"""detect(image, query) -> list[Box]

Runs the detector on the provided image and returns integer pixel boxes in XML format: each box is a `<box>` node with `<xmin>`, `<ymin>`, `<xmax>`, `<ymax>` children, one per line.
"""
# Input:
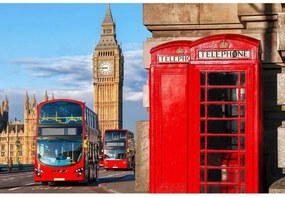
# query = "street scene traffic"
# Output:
<box><xmin>2</xmin><ymin>2</ymin><xmax>285</xmax><ymax>194</ymax></box>
<box><xmin>0</xmin><ymin>168</ymin><xmax>134</xmax><ymax>193</ymax></box>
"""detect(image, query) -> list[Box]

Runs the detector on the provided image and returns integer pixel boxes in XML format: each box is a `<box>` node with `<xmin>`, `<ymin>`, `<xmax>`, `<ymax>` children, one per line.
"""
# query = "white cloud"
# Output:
<box><xmin>51</xmin><ymin>88</ymin><xmax>94</xmax><ymax>108</ymax></box>
<box><xmin>123</xmin><ymin>45</ymin><xmax>148</xmax><ymax>101</ymax></box>
<box><xmin>0</xmin><ymin>89</ymin><xmax>26</xmax><ymax>106</ymax></box>
<box><xmin>124</xmin><ymin>48</ymin><xmax>147</xmax><ymax>84</ymax></box>
<box><xmin>7</xmin><ymin>43</ymin><xmax>148</xmax><ymax>103</ymax></box>
<box><xmin>8</xmin><ymin>55</ymin><xmax>93</xmax><ymax>88</ymax></box>
<box><xmin>3</xmin><ymin>42</ymin><xmax>148</xmax><ymax>123</ymax></box>
<box><xmin>123</xmin><ymin>87</ymin><xmax>143</xmax><ymax>101</ymax></box>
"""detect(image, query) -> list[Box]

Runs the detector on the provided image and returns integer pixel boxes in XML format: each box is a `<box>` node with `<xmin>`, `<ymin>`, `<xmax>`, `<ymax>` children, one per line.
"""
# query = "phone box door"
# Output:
<box><xmin>149</xmin><ymin>41</ymin><xmax>192</xmax><ymax>193</ymax></box>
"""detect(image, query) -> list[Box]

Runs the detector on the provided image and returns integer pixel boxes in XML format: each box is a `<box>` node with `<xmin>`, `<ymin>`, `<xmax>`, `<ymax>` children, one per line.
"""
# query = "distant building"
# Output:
<box><xmin>0</xmin><ymin>91</ymin><xmax>52</xmax><ymax>165</ymax></box>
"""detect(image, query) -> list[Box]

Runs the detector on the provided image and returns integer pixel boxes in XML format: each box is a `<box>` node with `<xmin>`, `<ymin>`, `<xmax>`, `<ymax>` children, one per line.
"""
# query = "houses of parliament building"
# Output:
<box><xmin>0</xmin><ymin>92</ymin><xmax>52</xmax><ymax>164</ymax></box>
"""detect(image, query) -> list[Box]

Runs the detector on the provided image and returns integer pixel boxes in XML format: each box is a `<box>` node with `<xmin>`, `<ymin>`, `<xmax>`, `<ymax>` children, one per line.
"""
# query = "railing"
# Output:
<box><xmin>0</xmin><ymin>164</ymin><xmax>34</xmax><ymax>173</ymax></box>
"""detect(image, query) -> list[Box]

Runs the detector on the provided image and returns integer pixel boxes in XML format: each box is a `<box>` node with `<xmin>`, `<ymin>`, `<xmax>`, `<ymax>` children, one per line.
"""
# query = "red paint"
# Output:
<box><xmin>104</xmin><ymin>159</ymin><xmax>128</xmax><ymax>169</ymax></box>
<box><xmin>149</xmin><ymin>34</ymin><xmax>262</xmax><ymax>193</ymax></box>
<box><xmin>103</xmin><ymin>129</ymin><xmax>135</xmax><ymax>170</ymax></box>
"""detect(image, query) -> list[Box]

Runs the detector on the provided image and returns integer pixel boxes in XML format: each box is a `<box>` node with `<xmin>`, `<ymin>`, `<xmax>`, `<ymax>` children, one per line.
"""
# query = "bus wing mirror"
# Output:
<box><xmin>83</xmin><ymin>140</ymin><xmax>88</xmax><ymax>148</ymax></box>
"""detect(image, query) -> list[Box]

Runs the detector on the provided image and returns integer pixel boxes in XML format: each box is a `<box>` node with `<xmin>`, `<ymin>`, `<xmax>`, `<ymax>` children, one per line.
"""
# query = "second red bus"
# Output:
<box><xmin>103</xmin><ymin>129</ymin><xmax>135</xmax><ymax>170</ymax></box>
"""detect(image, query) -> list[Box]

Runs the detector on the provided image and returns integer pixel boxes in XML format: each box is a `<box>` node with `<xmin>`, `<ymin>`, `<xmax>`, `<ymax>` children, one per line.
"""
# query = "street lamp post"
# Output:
<box><xmin>15</xmin><ymin>136</ymin><xmax>21</xmax><ymax>168</ymax></box>
<box><xmin>7</xmin><ymin>125</ymin><xmax>9</xmax><ymax>165</ymax></box>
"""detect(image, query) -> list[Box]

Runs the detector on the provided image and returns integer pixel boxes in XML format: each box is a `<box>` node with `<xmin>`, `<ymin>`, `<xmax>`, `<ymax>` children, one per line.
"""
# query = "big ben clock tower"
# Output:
<box><xmin>93</xmin><ymin>4</ymin><xmax>124</xmax><ymax>135</ymax></box>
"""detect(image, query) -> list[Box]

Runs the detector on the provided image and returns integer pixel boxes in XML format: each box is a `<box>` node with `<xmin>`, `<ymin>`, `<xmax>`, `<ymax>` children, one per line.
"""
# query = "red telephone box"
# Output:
<box><xmin>149</xmin><ymin>34</ymin><xmax>262</xmax><ymax>193</ymax></box>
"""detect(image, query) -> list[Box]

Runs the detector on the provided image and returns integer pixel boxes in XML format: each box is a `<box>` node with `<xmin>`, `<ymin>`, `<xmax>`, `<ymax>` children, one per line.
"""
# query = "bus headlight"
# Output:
<box><xmin>35</xmin><ymin>168</ymin><xmax>44</xmax><ymax>177</ymax></box>
<box><xmin>74</xmin><ymin>168</ymin><xmax>84</xmax><ymax>176</ymax></box>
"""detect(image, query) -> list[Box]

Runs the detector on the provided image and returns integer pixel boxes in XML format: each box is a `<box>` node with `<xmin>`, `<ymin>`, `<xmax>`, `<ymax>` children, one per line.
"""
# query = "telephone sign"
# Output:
<box><xmin>158</xmin><ymin>55</ymin><xmax>190</xmax><ymax>63</ymax></box>
<box><xmin>149</xmin><ymin>34</ymin><xmax>262</xmax><ymax>193</ymax></box>
<box><xmin>197</xmin><ymin>50</ymin><xmax>251</xmax><ymax>59</ymax></box>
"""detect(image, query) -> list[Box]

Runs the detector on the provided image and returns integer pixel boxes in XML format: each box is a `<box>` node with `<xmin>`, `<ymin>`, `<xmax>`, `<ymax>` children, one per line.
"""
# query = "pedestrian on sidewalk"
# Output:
<box><xmin>8</xmin><ymin>157</ymin><xmax>13</xmax><ymax>173</ymax></box>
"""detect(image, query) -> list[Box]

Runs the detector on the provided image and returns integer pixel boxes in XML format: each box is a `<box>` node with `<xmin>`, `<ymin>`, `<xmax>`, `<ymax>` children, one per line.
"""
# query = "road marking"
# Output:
<box><xmin>3</xmin><ymin>177</ymin><xmax>14</xmax><ymax>181</ymax></box>
<box><xmin>8</xmin><ymin>187</ymin><xmax>22</xmax><ymax>191</ymax></box>
<box><xmin>102</xmin><ymin>171</ymin><xmax>127</xmax><ymax>178</ymax></box>
<box><xmin>66</xmin><ymin>187</ymin><xmax>72</xmax><ymax>189</ymax></box>
<box><xmin>2</xmin><ymin>172</ymin><xmax>32</xmax><ymax>178</ymax></box>
<box><xmin>98</xmin><ymin>184</ymin><xmax>118</xmax><ymax>193</ymax></box>
<box><xmin>25</xmin><ymin>182</ymin><xmax>36</xmax><ymax>186</ymax></box>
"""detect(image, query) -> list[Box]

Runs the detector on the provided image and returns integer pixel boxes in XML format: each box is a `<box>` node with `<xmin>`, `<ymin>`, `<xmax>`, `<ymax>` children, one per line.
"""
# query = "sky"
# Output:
<box><xmin>0</xmin><ymin>3</ymin><xmax>151</xmax><ymax>132</ymax></box>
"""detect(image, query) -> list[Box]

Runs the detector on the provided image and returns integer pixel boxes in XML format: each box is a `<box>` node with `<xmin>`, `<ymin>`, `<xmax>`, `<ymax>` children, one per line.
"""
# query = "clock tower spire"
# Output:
<box><xmin>93</xmin><ymin>4</ymin><xmax>124</xmax><ymax>136</ymax></box>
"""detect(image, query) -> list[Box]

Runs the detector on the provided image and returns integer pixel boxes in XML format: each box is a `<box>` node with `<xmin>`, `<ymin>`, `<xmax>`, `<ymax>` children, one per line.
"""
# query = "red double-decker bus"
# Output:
<box><xmin>103</xmin><ymin>129</ymin><xmax>135</xmax><ymax>170</ymax></box>
<box><xmin>34</xmin><ymin>99</ymin><xmax>100</xmax><ymax>185</ymax></box>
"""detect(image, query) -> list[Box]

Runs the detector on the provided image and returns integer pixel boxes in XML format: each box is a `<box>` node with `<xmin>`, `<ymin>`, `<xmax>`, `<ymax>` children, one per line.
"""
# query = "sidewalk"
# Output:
<box><xmin>0</xmin><ymin>164</ymin><xmax>34</xmax><ymax>174</ymax></box>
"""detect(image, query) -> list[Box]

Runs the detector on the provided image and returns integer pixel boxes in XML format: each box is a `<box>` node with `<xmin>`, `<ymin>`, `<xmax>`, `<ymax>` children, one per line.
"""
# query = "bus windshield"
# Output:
<box><xmin>105</xmin><ymin>149</ymin><xmax>126</xmax><ymax>160</ymax></box>
<box><xmin>104</xmin><ymin>141</ymin><xmax>126</xmax><ymax>160</ymax></box>
<box><xmin>39</xmin><ymin>101</ymin><xmax>82</xmax><ymax>125</ymax></box>
<box><xmin>37</xmin><ymin>138</ymin><xmax>82</xmax><ymax>166</ymax></box>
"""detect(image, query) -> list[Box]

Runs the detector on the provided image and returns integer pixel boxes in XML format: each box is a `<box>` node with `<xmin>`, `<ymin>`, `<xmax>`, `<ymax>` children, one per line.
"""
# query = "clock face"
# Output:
<box><xmin>99</xmin><ymin>61</ymin><xmax>113</xmax><ymax>75</ymax></box>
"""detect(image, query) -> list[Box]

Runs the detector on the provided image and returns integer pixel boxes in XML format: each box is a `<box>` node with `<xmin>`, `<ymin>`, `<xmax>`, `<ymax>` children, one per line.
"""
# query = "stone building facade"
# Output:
<box><xmin>93</xmin><ymin>4</ymin><xmax>124</xmax><ymax>136</ymax></box>
<box><xmin>0</xmin><ymin>92</ymin><xmax>52</xmax><ymax>165</ymax></box>
<box><xmin>139</xmin><ymin>3</ymin><xmax>285</xmax><ymax>192</ymax></box>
